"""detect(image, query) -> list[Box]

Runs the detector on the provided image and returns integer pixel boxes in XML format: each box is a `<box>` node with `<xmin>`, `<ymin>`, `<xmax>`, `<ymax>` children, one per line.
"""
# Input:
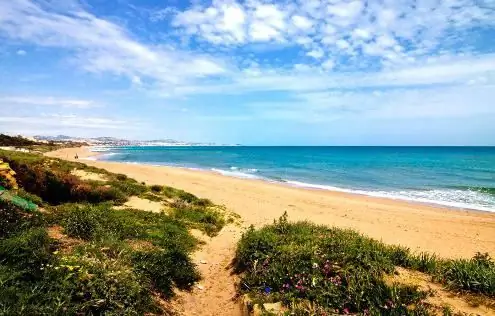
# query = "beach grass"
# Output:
<box><xmin>234</xmin><ymin>213</ymin><xmax>495</xmax><ymax>315</ymax></box>
<box><xmin>0</xmin><ymin>149</ymin><xmax>227</xmax><ymax>314</ymax></box>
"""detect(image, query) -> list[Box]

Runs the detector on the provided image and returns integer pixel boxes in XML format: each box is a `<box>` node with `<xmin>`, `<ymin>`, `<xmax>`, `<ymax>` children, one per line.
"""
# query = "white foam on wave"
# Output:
<box><xmin>230</xmin><ymin>166</ymin><xmax>258</xmax><ymax>173</ymax></box>
<box><xmin>285</xmin><ymin>180</ymin><xmax>495</xmax><ymax>212</ymax></box>
<box><xmin>211</xmin><ymin>168</ymin><xmax>262</xmax><ymax>179</ymax></box>
<box><xmin>89</xmin><ymin>146</ymin><xmax>114</xmax><ymax>152</ymax></box>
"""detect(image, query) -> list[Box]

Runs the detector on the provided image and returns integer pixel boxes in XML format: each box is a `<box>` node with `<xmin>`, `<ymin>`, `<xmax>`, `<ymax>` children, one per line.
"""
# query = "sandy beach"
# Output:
<box><xmin>47</xmin><ymin>146</ymin><xmax>495</xmax><ymax>259</ymax></box>
<box><xmin>42</xmin><ymin>146</ymin><xmax>495</xmax><ymax>316</ymax></box>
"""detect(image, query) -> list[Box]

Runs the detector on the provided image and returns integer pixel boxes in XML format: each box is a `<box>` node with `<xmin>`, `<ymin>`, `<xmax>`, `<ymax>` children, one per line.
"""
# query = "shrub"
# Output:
<box><xmin>1</xmin><ymin>153</ymin><xmax>127</xmax><ymax>205</ymax></box>
<box><xmin>132</xmin><ymin>249</ymin><xmax>200</xmax><ymax>297</ymax></box>
<box><xmin>115</xmin><ymin>173</ymin><xmax>128</xmax><ymax>181</ymax></box>
<box><xmin>0</xmin><ymin>199</ymin><xmax>43</xmax><ymax>239</ymax></box>
<box><xmin>150</xmin><ymin>184</ymin><xmax>162</xmax><ymax>193</ymax></box>
<box><xmin>0</xmin><ymin>227</ymin><xmax>52</xmax><ymax>274</ymax></box>
<box><xmin>162</xmin><ymin>186</ymin><xmax>178</xmax><ymax>198</ymax></box>
<box><xmin>63</xmin><ymin>205</ymin><xmax>103</xmax><ymax>240</ymax></box>
<box><xmin>171</xmin><ymin>206</ymin><xmax>225</xmax><ymax>236</ymax></box>
<box><xmin>234</xmin><ymin>216</ymin><xmax>432</xmax><ymax>315</ymax></box>
<box><xmin>177</xmin><ymin>190</ymin><xmax>199</xmax><ymax>203</ymax></box>
<box><xmin>108</xmin><ymin>179</ymin><xmax>147</xmax><ymax>196</ymax></box>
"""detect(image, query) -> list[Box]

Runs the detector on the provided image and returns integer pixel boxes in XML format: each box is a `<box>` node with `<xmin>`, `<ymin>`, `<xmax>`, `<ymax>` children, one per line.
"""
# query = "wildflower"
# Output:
<box><xmin>343</xmin><ymin>308</ymin><xmax>350</xmax><ymax>314</ymax></box>
<box><xmin>312</xmin><ymin>262</ymin><xmax>319</xmax><ymax>269</ymax></box>
<box><xmin>264</xmin><ymin>286</ymin><xmax>271</xmax><ymax>294</ymax></box>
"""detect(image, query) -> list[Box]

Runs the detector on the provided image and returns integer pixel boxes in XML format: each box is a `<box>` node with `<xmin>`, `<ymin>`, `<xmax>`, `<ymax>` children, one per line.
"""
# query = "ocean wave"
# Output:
<box><xmin>89</xmin><ymin>146</ymin><xmax>114</xmax><ymax>152</ymax></box>
<box><xmin>285</xmin><ymin>181</ymin><xmax>495</xmax><ymax>212</ymax></box>
<box><xmin>451</xmin><ymin>186</ymin><xmax>495</xmax><ymax>195</ymax></box>
<box><xmin>230</xmin><ymin>166</ymin><xmax>258</xmax><ymax>173</ymax></box>
<box><xmin>211</xmin><ymin>168</ymin><xmax>262</xmax><ymax>179</ymax></box>
<box><xmin>93</xmin><ymin>152</ymin><xmax>122</xmax><ymax>160</ymax></box>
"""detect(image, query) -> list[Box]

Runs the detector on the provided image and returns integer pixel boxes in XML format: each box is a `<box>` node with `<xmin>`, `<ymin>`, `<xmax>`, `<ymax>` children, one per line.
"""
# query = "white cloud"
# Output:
<box><xmin>0</xmin><ymin>114</ymin><xmax>134</xmax><ymax>131</ymax></box>
<box><xmin>0</xmin><ymin>0</ymin><xmax>227</xmax><ymax>88</ymax></box>
<box><xmin>168</xmin><ymin>0</ymin><xmax>495</xmax><ymax>72</ymax></box>
<box><xmin>16</xmin><ymin>49</ymin><xmax>26</xmax><ymax>55</ymax></box>
<box><xmin>249</xmin><ymin>22</ymin><xmax>281</xmax><ymax>42</ymax></box>
<box><xmin>0</xmin><ymin>96</ymin><xmax>98</xmax><ymax>108</ymax></box>
<box><xmin>291</xmin><ymin>15</ymin><xmax>313</xmax><ymax>30</ymax></box>
<box><xmin>321</xmin><ymin>60</ymin><xmax>335</xmax><ymax>70</ymax></box>
<box><xmin>306</xmin><ymin>48</ymin><xmax>324</xmax><ymax>59</ymax></box>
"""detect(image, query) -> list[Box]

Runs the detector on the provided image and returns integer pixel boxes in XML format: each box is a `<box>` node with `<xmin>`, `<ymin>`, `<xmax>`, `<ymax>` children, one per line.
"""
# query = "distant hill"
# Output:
<box><xmin>32</xmin><ymin>135</ymin><xmax>227</xmax><ymax>146</ymax></box>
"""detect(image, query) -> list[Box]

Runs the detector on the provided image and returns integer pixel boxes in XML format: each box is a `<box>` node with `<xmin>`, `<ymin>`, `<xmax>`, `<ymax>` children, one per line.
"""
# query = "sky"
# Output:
<box><xmin>0</xmin><ymin>0</ymin><xmax>494</xmax><ymax>145</ymax></box>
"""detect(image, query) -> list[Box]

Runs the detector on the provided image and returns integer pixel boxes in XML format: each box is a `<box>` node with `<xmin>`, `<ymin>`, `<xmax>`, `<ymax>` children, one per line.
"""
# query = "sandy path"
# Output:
<box><xmin>46</xmin><ymin>147</ymin><xmax>495</xmax><ymax>316</ymax></box>
<box><xmin>172</xmin><ymin>226</ymin><xmax>242</xmax><ymax>316</ymax></box>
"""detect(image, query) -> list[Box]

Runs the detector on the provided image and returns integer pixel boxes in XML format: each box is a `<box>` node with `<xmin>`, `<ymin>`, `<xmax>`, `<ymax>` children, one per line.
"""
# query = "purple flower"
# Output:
<box><xmin>264</xmin><ymin>286</ymin><xmax>271</xmax><ymax>294</ymax></box>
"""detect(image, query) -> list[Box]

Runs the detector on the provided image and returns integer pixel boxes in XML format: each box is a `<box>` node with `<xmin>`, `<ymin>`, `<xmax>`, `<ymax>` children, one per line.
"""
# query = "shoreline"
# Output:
<box><xmin>87</xmin><ymin>147</ymin><xmax>495</xmax><ymax>214</ymax></box>
<box><xmin>46</xmin><ymin>146</ymin><xmax>495</xmax><ymax>259</ymax></box>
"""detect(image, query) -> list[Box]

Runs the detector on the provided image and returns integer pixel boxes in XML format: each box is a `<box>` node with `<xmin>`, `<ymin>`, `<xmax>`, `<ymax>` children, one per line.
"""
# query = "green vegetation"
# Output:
<box><xmin>0</xmin><ymin>134</ymin><xmax>39</xmax><ymax>147</ymax></box>
<box><xmin>0</xmin><ymin>134</ymin><xmax>86</xmax><ymax>153</ymax></box>
<box><xmin>0</xmin><ymin>149</ymin><xmax>227</xmax><ymax>314</ymax></box>
<box><xmin>234</xmin><ymin>213</ymin><xmax>495</xmax><ymax>315</ymax></box>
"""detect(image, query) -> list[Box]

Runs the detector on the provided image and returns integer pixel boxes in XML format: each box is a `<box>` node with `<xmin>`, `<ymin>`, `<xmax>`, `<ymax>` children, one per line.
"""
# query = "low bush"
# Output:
<box><xmin>150</xmin><ymin>184</ymin><xmax>162</xmax><ymax>193</ymax></box>
<box><xmin>171</xmin><ymin>206</ymin><xmax>225</xmax><ymax>236</ymax></box>
<box><xmin>0</xmin><ymin>227</ymin><xmax>52</xmax><ymax>275</ymax></box>
<box><xmin>234</xmin><ymin>214</ymin><xmax>495</xmax><ymax>315</ymax></box>
<box><xmin>132</xmin><ymin>249</ymin><xmax>200</xmax><ymax>297</ymax></box>
<box><xmin>62</xmin><ymin>205</ymin><xmax>103</xmax><ymax>240</ymax></box>
<box><xmin>107</xmin><ymin>179</ymin><xmax>147</xmax><ymax>197</ymax></box>
<box><xmin>0</xmin><ymin>199</ymin><xmax>43</xmax><ymax>239</ymax></box>
<box><xmin>115</xmin><ymin>173</ymin><xmax>128</xmax><ymax>181</ymax></box>
<box><xmin>162</xmin><ymin>186</ymin><xmax>179</xmax><ymax>198</ymax></box>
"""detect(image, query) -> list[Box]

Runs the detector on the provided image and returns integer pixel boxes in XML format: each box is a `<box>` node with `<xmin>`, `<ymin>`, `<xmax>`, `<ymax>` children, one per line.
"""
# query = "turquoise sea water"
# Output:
<box><xmin>92</xmin><ymin>146</ymin><xmax>495</xmax><ymax>212</ymax></box>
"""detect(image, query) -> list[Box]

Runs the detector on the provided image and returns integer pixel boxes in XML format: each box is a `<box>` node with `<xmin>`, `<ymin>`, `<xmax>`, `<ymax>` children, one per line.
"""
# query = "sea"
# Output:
<box><xmin>90</xmin><ymin>146</ymin><xmax>495</xmax><ymax>212</ymax></box>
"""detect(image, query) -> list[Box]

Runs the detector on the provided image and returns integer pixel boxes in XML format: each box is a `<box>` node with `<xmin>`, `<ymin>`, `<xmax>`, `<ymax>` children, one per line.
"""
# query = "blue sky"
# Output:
<box><xmin>0</xmin><ymin>0</ymin><xmax>494</xmax><ymax>145</ymax></box>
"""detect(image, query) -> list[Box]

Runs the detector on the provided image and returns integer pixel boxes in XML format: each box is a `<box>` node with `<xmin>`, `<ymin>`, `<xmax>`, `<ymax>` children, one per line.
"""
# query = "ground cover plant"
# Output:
<box><xmin>0</xmin><ymin>149</ymin><xmax>227</xmax><ymax>315</ymax></box>
<box><xmin>234</xmin><ymin>213</ymin><xmax>495</xmax><ymax>315</ymax></box>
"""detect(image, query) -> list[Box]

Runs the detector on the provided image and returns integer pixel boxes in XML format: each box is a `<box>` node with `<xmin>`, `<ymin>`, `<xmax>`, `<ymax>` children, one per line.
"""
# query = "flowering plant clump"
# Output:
<box><xmin>234</xmin><ymin>213</ymin><xmax>432</xmax><ymax>315</ymax></box>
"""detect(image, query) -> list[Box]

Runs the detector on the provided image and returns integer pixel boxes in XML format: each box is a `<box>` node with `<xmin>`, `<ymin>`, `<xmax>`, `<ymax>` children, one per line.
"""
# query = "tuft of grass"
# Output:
<box><xmin>440</xmin><ymin>253</ymin><xmax>495</xmax><ymax>295</ymax></box>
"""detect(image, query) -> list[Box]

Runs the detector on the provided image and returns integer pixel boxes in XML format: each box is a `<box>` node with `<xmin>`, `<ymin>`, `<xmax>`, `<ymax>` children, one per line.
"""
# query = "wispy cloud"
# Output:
<box><xmin>0</xmin><ymin>95</ymin><xmax>99</xmax><ymax>109</ymax></box>
<box><xmin>0</xmin><ymin>0</ymin><xmax>227</xmax><ymax>87</ymax></box>
<box><xmin>0</xmin><ymin>114</ymin><xmax>136</xmax><ymax>133</ymax></box>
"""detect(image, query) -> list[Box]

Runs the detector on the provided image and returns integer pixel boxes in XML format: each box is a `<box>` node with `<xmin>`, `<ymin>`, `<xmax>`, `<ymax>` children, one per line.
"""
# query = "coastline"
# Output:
<box><xmin>46</xmin><ymin>146</ymin><xmax>495</xmax><ymax>259</ymax></box>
